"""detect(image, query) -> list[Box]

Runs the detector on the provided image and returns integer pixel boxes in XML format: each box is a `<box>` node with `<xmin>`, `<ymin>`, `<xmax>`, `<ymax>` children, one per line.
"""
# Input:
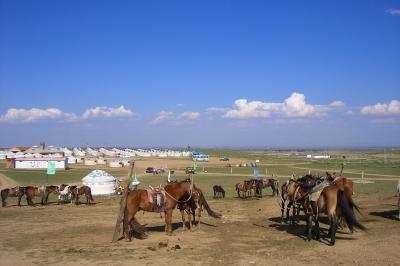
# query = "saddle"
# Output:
<box><xmin>309</xmin><ymin>179</ymin><xmax>332</xmax><ymax>202</ymax></box>
<box><xmin>146</xmin><ymin>186</ymin><xmax>165</xmax><ymax>213</ymax></box>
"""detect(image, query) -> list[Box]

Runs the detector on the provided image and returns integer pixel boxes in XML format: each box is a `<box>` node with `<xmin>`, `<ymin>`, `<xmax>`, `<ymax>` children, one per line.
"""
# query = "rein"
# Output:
<box><xmin>164</xmin><ymin>175</ymin><xmax>194</xmax><ymax>204</ymax></box>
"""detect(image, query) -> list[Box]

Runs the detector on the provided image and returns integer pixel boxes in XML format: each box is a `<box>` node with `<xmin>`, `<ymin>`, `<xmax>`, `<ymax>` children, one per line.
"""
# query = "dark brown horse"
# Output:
<box><xmin>123</xmin><ymin>179</ymin><xmax>218</xmax><ymax>241</ymax></box>
<box><xmin>1</xmin><ymin>186</ymin><xmax>25</xmax><ymax>207</ymax></box>
<box><xmin>41</xmin><ymin>185</ymin><xmax>60</xmax><ymax>205</ymax></box>
<box><xmin>213</xmin><ymin>185</ymin><xmax>225</xmax><ymax>198</ymax></box>
<box><xmin>178</xmin><ymin>184</ymin><xmax>220</xmax><ymax>231</ymax></box>
<box><xmin>25</xmin><ymin>186</ymin><xmax>45</xmax><ymax>206</ymax></box>
<box><xmin>73</xmin><ymin>185</ymin><xmax>94</xmax><ymax>205</ymax></box>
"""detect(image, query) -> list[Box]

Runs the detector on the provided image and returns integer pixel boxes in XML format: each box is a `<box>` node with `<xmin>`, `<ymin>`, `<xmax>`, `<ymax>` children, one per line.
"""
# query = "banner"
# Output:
<box><xmin>47</xmin><ymin>161</ymin><xmax>56</xmax><ymax>175</ymax></box>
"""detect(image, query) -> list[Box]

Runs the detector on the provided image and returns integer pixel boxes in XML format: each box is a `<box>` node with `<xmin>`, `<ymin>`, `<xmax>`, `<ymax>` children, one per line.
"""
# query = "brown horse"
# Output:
<box><xmin>73</xmin><ymin>185</ymin><xmax>94</xmax><ymax>205</ymax></box>
<box><xmin>261</xmin><ymin>178</ymin><xmax>280</xmax><ymax>196</ymax></box>
<box><xmin>41</xmin><ymin>185</ymin><xmax>60</xmax><ymax>205</ymax></box>
<box><xmin>178</xmin><ymin>184</ymin><xmax>220</xmax><ymax>231</ymax></box>
<box><xmin>1</xmin><ymin>186</ymin><xmax>25</xmax><ymax>207</ymax></box>
<box><xmin>123</xmin><ymin>179</ymin><xmax>217</xmax><ymax>241</ymax></box>
<box><xmin>235</xmin><ymin>180</ymin><xmax>254</xmax><ymax>198</ymax></box>
<box><xmin>25</xmin><ymin>186</ymin><xmax>45</xmax><ymax>206</ymax></box>
<box><xmin>289</xmin><ymin>176</ymin><xmax>366</xmax><ymax>245</ymax></box>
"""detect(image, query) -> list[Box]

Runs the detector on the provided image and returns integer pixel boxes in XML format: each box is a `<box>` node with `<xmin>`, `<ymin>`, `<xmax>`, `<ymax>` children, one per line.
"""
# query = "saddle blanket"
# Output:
<box><xmin>309</xmin><ymin>180</ymin><xmax>331</xmax><ymax>202</ymax></box>
<box><xmin>146</xmin><ymin>188</ymin><xmax>165</xmax><ymax>212</ymax></box>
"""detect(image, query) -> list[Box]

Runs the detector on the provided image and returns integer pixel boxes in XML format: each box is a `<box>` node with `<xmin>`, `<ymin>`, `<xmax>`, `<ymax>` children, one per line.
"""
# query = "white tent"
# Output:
<box><xmin>82</xmin><ymin>170</ymin><xmax>116</xmax><ymax>195</ymax></box>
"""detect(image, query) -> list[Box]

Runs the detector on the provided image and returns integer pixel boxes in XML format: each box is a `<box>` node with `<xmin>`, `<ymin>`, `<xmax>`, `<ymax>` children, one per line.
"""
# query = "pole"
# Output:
<box><xmin>112</xmin><ymin>160</ymin><xmax>135</xmax><ymax>243</ymax></box>
<box><xmin>265</xmin><ymin>168</ymin><xmax>268</xmax><ymax>177</ymax></box>
<box><xmin>361</xmin><ymin>171</ymin><xmax>364</xmax><ymax>183</ymax></box>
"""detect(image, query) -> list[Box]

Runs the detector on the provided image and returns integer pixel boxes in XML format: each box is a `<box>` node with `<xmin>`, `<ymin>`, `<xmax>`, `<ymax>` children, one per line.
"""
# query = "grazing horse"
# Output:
<box><xmin>213</xmin><ymin>185</ymin><xmax>225</xmax><ymax>198</ymax></box>
<box><xmin>178</xmin><ymin>184</ymin><xmax>220</xmax><ymax>231</ymax></box>
<box><xmin>1</xmin><ymin>186</ymin><xmax>25</xmax><ymax>207</ymax></box>
<box><xmin>41</xmin><ymin>185</ymin><xmax>60</xmax><ymax>205</ymax></box>
<box><xmin>73</xmin><ymin>185</ymin><xmax>94</xmax><ymax>205</ymax></box>
<box><xmin>25</xmin><ymin>186</ymin><xmax>45</xmax><ymax>206</ymax></box>
<box><xmin>262</xmin><ymin>178</ymin><xmax>280</xmax><ymax>196</ymax></box>
<box><xmin>287</xmin><ymin>175</ymin><xmax>366</xmax><ymax>245</ymax></box>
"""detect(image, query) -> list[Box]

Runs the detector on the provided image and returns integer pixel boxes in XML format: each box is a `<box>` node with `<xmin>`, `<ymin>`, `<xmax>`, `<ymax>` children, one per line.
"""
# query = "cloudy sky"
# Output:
<box><xmin>0</xmin><ymin>0</ymin><xmax>399</xmax><ymax>148</ymax></box>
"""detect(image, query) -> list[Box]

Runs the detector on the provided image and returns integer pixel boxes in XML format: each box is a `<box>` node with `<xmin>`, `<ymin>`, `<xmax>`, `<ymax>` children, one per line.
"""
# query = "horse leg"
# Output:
<box><xmin>18</xmin><ymin>195</ymin><xmax>22</xmax><ymax>207</ymax></box>
<box><xmin>180</xmin><ymin>209</ymin><xmax>186</xmax><ymax>231</ymax></box>
<box><xmin>329</xmin><ymin>215</ymin><xmax>338</xmax><ymax>246</ymax></box>
<box><xmin>164</xmin><ymin>208</ymin><xmax>174</xmax><ymax>236</ymax></box>
<box><xmin>305</xmin><ymin>203</ymin><xmax>313</xmax><ymax>241</ymax></box>
<box><xmin>280</xmin><ymin>199</ymin><xmax>286</xmax><ymax>223</ymax></box>
<box><xmin>197</xmin><ymin>204</ymin><xmax>202</xmax><ymax>228</ymax></box>
<box><xmin>123</xmin><ymin>209</ymin><xmax>134</xmax><ymax>241</ymax></box>
<box><xmin>187</xmin><ymin>209</ymin><xmax>192</xmax><ymax>231</ymax></box>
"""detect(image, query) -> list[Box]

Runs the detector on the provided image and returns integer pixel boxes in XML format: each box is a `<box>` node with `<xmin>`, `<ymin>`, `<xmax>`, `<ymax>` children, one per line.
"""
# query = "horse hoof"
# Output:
<box><xmin>125</xmin><ymin>238</ymin><xmax>132</xmax><ymax>242</ymax></box>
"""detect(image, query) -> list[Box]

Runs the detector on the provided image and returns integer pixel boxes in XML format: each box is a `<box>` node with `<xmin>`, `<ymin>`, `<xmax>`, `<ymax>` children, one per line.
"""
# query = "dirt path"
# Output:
<box><xmin>0</xmin><ymin>172</ymin><xmax>19</xmax><ymax>189</ymax></box>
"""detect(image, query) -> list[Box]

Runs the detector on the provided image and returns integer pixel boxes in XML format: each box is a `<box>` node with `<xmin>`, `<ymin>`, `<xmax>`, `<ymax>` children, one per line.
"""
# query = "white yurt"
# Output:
<box><xmin>82</xmin><ymin>170</ymin><xmax>116</xmax><ymax>195</ymax></box>
<box><xmin>84</xmin><ymin>159</ymin><xmax>96</xmax><ymax>166</ymax></box>
<box><xmin>68</xmin><ymin>156</ymin><xmax>77</xmax><ymax>164</ymax></box>
<box><xmin>96</xmin><ymin>158</ymin><xmax>106</xmax><ymax>165</ymax></box>
<box><xmin>109</xmin><ymin>161</ymin><xmax>122</xmax><ymax>168</ymax></box>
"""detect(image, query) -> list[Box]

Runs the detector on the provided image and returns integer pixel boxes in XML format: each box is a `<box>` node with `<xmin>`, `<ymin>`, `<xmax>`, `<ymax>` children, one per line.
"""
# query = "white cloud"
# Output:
<box><xmin>360</xmin><ymin>100</ymin><xmax>400</xmax><ymax>115</ymax></box>
<box><xmin>206</xmin><ymin>107</ymin><xmax>229</xmax><ymax>113</ymax></box>
<box><xmin>151</xmin><ymin>111</ymin><xmax>200</xmax><ymax>124</ymax></box>
<box><xmin>330</xmin><ymin>100</ymin><xmax>345</xmax><ymax>108</ymax></box>
<box><xmin>0</xmin><ymin>108</ymin><xmax>77</xmax><ymax>123</ymax></box>
<box><xmin>82</xmin><ymin>106</ymin><xmax>136</xmax><ymax>119</ymax></box>
<box><xmin>386</xmin><ymin>8</ymin><xmax>400</xmax><ymax>15</ymax></box>
<box><xmin>222</xmin><ymin>92</ymin><xmax>323</xmax><ymax>119</ymax></box>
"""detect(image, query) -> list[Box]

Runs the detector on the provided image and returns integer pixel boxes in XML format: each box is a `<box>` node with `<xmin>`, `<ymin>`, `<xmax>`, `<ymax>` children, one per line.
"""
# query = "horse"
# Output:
<box><xmin>261</xmin><ymin>178</ymin><xmax>280</xmax><ymax>196</ymax></box>
<box><xmin>236</xmin><ymin>180</ymin><xmax>255</xmax><ymax>198</ymax></box>
<box><xmin>213</xmin><ymin>185</ymin><xmax>225</xmax><ymax>198</ymax></box>
<box><xmin>1</xmin><ymin>186</ymin><xmax>25</xmax><ymax>207</ymax></box>
<box><xmin>41</xmin><ymin>185</ymin><xmax>60</xmax><ymax>205</ymax></box>
<box><xmin>123</xmin><ymin>179</ymin><xmax>219</xmax><ymax>241</ymax></box>
<box><xmin>178</xmin><ymin>184</ymin><xmax>220</xmax><ymax>231</ymax></box>
<box><xmin>58</xmin><ymin>184</ymin><xmax>73</xmax><ymax>203</ymax></box>
<box><xmin>73</xmin><ymin>185</ymin><xmax>94</xmax><ymax>205</ymax></box>
<box><xmin>25</xmin><ymin>186</ymin><xmax>46</xmax><ymax>206</ymax></box>
<box><xmin>288</xmin><ymin>175</ymin><xmax>366</xmax><ymax>245</ymax></box>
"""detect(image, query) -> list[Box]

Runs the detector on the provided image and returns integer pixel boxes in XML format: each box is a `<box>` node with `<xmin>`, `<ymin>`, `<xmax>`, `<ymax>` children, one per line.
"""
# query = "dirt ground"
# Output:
<box><xmin>0</xmin><ymin>190</ymin><xmax>399</xmax><ymax>265</ymax></box>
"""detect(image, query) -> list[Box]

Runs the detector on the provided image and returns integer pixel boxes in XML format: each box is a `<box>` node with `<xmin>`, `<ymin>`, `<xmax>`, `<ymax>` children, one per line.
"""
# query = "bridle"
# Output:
<box><xmin>164</xmin><ymin>175</ymin><xmax>194</xmax><ymax>203</ymax></box>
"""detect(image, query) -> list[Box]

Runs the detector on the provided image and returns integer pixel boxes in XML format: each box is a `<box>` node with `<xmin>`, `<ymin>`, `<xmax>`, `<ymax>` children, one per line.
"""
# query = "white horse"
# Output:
<box><xmin>58</xmin><ymin>185</ymin><xmax>71</xmax><ymax>203</ymax></box>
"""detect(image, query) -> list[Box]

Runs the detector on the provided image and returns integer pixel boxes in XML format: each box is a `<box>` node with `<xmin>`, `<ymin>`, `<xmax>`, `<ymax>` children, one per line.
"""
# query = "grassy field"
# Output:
<box><xmin>1</xmin><ymin>149</ymin><xmax>399</xmax><ymax>200</ymax></box>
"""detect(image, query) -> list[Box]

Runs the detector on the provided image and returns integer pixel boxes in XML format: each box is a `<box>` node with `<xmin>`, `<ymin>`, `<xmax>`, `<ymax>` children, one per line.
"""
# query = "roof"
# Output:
<box><xmin>9</xmin><ymin>146</ymin><xmax>30</xmax><ymax>152</ymax></box>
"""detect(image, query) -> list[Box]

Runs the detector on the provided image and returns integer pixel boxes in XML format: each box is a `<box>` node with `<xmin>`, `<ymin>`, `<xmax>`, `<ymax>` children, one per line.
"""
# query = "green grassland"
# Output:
<box><xmin>1</xmin><ymin>149</ymin><xmax>399</xmax><ymax>201</ymax></box>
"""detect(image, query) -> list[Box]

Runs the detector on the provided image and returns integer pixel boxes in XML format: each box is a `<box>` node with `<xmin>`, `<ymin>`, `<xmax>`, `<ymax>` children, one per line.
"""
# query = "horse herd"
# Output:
<box><xmin>1</xmin><ymin>184</ymin><xmax>94</xmax><ymax>207</ymax></box>
<box><xmin>279</xmin><ymin>172</ymin><xmax>366</xmax><ymax>245</ymax></box>
<box><xmin>235</xmin><ymin>178</ymin><xmax>279</xmax><ymax>198</ymax></box>
<box><xmin>1</xmin><ymin>173</ymin><xmax>369</xmax><ymax>246</ymax></box>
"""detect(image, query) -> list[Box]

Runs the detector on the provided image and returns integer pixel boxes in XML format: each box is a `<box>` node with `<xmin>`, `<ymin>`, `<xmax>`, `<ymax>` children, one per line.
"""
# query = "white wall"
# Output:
<box><xmin>15</xmin><ymin>159</ymin><xmax>67</xmax><ymax>169</ymax></box>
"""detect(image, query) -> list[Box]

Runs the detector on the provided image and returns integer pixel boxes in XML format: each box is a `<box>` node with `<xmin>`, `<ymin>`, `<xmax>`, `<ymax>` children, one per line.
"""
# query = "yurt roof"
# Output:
<box><xmin>82</xmin><ymin>170</ymin><xmax>116</xmax><ymax>182</ymax></box>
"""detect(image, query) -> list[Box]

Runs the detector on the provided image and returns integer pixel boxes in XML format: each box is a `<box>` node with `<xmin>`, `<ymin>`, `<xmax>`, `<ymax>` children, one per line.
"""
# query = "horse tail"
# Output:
<box><xmin>1</xmin><ymin>189</ymin><xmax>9</xmax><ymax>207</ymax></box>
<box><xmin>338</xmin><ymin>190</ymin><xmax>366</xmax><ymax>232</ymax></box>
<box><xmin>201</xmin><ymin>194</ymin><xmax>221</xmax><ymax>218</ymax></box>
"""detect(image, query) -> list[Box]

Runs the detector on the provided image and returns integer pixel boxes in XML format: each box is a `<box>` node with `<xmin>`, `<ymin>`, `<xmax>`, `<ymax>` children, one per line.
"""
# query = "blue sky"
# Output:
<box><xmin>0</xmin><ymin>0</ymin><xmax>399</xmax><ymax>148</ymax></box>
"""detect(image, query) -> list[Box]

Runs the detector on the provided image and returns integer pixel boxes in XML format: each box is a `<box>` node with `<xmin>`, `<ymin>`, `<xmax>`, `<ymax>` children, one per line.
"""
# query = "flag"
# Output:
<box><xmin>47</xmin><ymin>161</ymin><xmax>56</xmax><ymax>175</ymax></box>
<box><xmin>193</xmin><ymin>162</ymin><xmax>198</xmax><ymax>171</ymax></box>
<box><xmin>253</xmin><ymin>168</ymin><xmax>259</xmax><ymax>179</ymax></box>
<box><xmin>132</xmin><ymin>172</ymin><xmax>140</xmax><ymax>185</ymax></box>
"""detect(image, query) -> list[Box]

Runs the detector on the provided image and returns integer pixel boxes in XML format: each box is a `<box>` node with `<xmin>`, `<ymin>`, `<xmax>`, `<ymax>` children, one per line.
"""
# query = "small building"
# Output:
<box><xmin>192</xmin><ymin>152</ymin><xmax>209</xmax><ymax>162</ymax></box>
<box><xmin>14</xmin><ymin>157</ymin><xmax>68</xmax><ymax>170</ymax></box>
<box><xmin>82</xmin><ymin>170</ymin><xmax>116</xmax><ymax>195</ymax></box>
